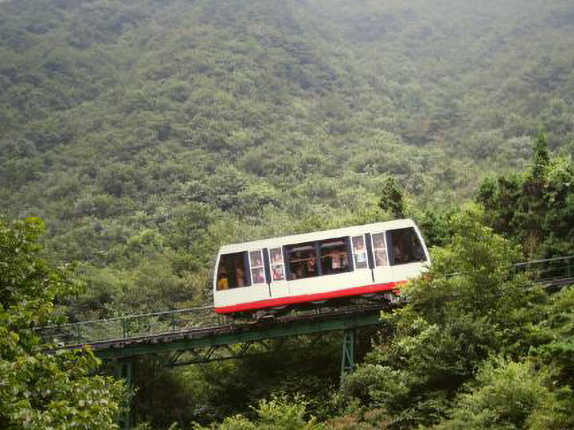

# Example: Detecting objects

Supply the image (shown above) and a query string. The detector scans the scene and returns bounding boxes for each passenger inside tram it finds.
[305,256,316,277]
[321,238,349,274]
[270,247,285,281]
[272,264,285,281]
[252,267,265,284]
[389,228,426,265]
[374,249,388,266]
[352,236,368,269]
[217,269,229,290]
[270,248,283,264]
[287,244,317,280]
[250,252,263,267]
[216,252,249,290]
[236,266,246,287]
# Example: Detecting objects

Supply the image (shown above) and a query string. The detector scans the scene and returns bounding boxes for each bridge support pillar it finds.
[340,329,356,382]
[115,359,135,430]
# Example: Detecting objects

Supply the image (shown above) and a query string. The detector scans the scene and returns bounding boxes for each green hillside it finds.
[3,1,574,429]
[2,0,574,317]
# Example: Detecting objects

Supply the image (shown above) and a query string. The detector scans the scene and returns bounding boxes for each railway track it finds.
[67,302,392,354]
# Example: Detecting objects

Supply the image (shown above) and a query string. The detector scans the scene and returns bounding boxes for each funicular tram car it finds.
[213,219,430,315]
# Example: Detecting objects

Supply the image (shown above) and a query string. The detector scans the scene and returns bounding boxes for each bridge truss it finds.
[38,254,574,429]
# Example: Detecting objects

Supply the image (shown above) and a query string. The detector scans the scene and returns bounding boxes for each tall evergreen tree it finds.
[532,130,550,179]
[379,177,405,219]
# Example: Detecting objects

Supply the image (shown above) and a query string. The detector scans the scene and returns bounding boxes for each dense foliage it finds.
[0,217,125,429]
[2,0,574,428]
[187,202,574,429]
[339,207,550,428]
[193,396,324,430]
[1,0,574,321]
[478,130,574,257]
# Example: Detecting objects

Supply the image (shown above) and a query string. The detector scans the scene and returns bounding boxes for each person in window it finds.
[330,251,341,270]
[272,265,284,281]
[271,249,283,264]
[236,266,245,287]
[291,253,304,280]
[251,252,263,267]
[322,254,333,274]
[375,249,388,266]
[305,255,316,277]
[353,236,367,268]
[373,235,385,249]
[253,267,265,283]
[325,249,346,272]
[341,251,349,269]
[289,252,303,279]
[217,271,229,290]
[393,242,405,264]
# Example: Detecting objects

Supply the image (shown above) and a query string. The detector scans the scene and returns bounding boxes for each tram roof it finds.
[219,218,418,253]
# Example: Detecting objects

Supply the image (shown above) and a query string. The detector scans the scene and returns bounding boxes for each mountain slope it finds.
[1,0,574,316]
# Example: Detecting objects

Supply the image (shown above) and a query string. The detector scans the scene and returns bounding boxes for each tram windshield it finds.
[388,228,426,265]
[216,252,250,290]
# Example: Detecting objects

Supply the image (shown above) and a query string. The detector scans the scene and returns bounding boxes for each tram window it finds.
[249,250,266,284]
[285,242,317,280]
[320,238,350,275]
[216,252,250,290]
[270,247,285,281]
[388,228,426,266]
[352,235,368,269]
[371,233,388,267]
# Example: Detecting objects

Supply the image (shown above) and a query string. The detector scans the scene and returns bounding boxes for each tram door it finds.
[267,246,290,298]
[368,231,394,285]
[247,249,272,301]
[351,235,378,288]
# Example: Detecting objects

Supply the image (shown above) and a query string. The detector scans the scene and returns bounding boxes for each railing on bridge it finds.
[515,255,574,285]
[39,306,222,346]
[39,255,574,347]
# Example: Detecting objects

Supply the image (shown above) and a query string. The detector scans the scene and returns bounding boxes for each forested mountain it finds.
[2,1,574,428]
[1,0,574,318]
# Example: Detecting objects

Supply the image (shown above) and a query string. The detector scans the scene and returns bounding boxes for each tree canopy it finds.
[1,0,574,428]
[0,217,125,429]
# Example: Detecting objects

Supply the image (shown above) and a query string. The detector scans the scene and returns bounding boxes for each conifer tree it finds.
[379,177,405,219]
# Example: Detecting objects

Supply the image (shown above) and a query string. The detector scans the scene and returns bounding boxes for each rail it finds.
[39,305,222,346]
[38,255,574,347]
[515,255,574,284]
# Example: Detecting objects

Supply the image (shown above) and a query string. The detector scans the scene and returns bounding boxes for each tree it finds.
[378,177,405,219]
[477,132,574,257]
[193,395,324,430]
[430,358,573,430]
[532,129,550,179]
[0,217,125,429]
[341,206,545,429]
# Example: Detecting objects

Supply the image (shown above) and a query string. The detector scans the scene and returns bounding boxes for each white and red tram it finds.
[213,219,430,315]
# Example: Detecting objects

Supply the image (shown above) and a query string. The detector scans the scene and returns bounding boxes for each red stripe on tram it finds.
[214,281,405,314]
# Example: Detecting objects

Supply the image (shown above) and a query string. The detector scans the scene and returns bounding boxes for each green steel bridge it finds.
[42,303,388,429]
[43,303,387,382]
[39,254,574,429]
